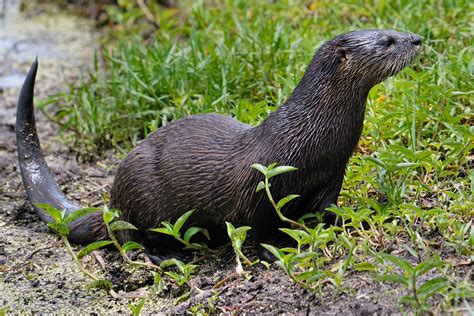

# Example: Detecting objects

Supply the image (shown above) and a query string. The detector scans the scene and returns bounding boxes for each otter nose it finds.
[411,35,422,46]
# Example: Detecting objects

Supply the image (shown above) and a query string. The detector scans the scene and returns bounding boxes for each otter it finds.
[16,29,422,254]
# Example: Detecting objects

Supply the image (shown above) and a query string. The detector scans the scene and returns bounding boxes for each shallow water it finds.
[0,0,95,89]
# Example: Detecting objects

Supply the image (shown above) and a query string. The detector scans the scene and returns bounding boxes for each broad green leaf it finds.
[380,253,414,274]
[184,227,210,242]
[35,203,63,223]
[64,207,101,224]
[77,240,114,259]
[226,222,251,242]
[365,156,386,168]
[415,260,444,277]
[122,241,144,253]
[255,181,266,192]
[267,162,277,170]
[109,220,138,232]
[260,261,270,269]
[399,295,418,307]
[276,194,300,210]
[250,163,267,175]
[150,227,174,235]
[225,222,235,237]
[235,239,242,249]
[279,228,309,244]
[394,162,417,170]
[161,222,174,232]
[160,258,185,271]
[417,277,449,299]
[401,245,419,261]
[293,251,319,262]
[128,298,146,316]
[233,226,252,240]
[376,274,410,286]
[261,243,285,262]
[152,271,161,284]
[358,197,383,213]
[354,262,377,272]
[103,209,118,224]
[165,271,180,281]
[173,209,196,236]
[298,212,319,223]
[47,222,69,236]
[339,232,354,250]
[295,270,320,282]
[275,260,289,274]
[266,166,298,179]
[279,247,299,253]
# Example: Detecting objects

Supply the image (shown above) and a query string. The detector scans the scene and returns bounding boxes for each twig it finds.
[212,271,248,290]
[188,255,207,265]
[71,183,109,199]
[137,0,160,28]
[2,243,57,272]
[23,244,53,261]
[92,251,107,271]
[120,289,148,299]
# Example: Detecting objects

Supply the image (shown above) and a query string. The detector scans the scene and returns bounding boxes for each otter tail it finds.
[16,59,106,244]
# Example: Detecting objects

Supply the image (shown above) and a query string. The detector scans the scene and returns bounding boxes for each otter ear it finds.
[336,47,348,62]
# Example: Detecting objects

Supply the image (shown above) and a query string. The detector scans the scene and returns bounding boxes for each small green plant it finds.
[377,253,449,312]
[251,163,305,230]
[252,163,352,290]
[225,222,253,273]
[35,203,117,297]
[102,207,162,272]
[365,156,417,206]
[160,258,197,287]
[150,271,164,295]
[188,290,219,314]
[150,209,211,251]
[0,306,8,316]
[444,220,473,256]
[128,298,146,316]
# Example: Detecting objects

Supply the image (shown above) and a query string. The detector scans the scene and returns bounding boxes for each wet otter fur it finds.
[16,29,422,254]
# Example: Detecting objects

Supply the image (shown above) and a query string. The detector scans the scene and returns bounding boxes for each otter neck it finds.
[252,71,372,169]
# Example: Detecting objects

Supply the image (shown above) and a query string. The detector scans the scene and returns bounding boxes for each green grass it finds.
[43,0,472,313]
[51,0,472,155]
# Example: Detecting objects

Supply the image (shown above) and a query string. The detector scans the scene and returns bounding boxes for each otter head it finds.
[321,29,422,88]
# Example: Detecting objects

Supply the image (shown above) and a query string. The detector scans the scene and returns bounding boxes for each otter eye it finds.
[378,36,395,47]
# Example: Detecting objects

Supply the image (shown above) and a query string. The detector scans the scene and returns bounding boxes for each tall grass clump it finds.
[54,1,472,163]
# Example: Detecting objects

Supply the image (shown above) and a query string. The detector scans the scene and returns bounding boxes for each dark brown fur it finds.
[16,29,422,253]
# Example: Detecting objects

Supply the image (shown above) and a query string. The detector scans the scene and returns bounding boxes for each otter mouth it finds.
[385,45,421,78]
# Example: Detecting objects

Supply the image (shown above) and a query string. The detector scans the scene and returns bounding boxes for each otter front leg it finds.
[251,206,293,260]
[317,174,345,224]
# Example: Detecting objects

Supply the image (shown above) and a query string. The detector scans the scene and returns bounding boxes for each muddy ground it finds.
[0,2,471,315]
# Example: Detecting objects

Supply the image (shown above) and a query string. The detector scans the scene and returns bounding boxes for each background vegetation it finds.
[39,0,472,313]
